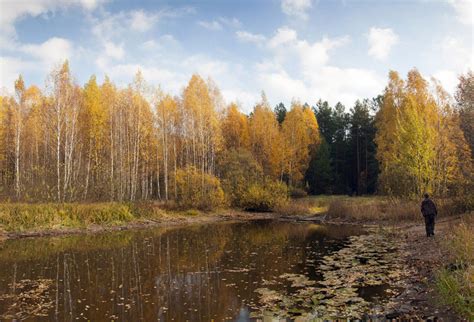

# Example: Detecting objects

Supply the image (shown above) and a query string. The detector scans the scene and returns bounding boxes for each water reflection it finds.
[0,220,363,321]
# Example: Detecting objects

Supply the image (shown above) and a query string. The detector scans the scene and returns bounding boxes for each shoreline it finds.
[0,209,287,241]
[0,202,466,241]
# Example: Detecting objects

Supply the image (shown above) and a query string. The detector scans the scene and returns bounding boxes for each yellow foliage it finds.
[222,103,250,150]
[249,93,284,178]
[183,74,222,173]
[240,180,288,212]
[175,166,225,210]
[376,69,471,197]
[282,101,320,186]
[84,75,107,146]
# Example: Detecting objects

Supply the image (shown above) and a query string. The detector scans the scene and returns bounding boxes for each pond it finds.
[0,220,406,321]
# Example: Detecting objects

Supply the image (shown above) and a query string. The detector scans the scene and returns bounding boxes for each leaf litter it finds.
[0,278,54,320]
[251,228,410,320]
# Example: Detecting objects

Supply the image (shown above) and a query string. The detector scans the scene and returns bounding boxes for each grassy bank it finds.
[0,195,470,236]
[435,214,474,319]
[0,202,215,234]
[0,203,152,232]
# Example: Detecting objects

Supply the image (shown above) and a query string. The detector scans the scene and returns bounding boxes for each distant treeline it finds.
[0,62,472,205]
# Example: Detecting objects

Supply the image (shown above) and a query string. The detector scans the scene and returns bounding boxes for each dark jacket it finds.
[421,198,437,217]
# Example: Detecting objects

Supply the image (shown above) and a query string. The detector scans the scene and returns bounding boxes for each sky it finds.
[0,0,473,113]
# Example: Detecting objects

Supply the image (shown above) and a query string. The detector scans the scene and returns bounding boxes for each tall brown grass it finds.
[326,197,465,222]
[275,196,329,216]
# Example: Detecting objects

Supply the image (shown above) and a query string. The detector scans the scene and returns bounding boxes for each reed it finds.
[0,202,164,232]
[326,197,466,222]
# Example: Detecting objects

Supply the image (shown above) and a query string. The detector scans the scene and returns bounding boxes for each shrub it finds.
[217,149,263,207]
[175,166,225,211]
[240,181,288,212]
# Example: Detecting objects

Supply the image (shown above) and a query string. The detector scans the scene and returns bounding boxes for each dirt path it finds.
[385,216,465,321]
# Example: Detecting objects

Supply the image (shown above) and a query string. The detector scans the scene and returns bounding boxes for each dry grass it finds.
[326,196,466,222]
[275,202,312,216]
[435,214,474,319]
[0,202,165,232]
[275,196,331,216]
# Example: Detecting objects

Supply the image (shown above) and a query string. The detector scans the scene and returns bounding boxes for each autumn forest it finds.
[0,62,472,208]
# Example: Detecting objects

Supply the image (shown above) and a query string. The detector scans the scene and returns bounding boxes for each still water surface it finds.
[0,220,374,321]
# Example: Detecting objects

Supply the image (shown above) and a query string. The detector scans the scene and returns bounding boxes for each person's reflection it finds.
[236,307,250,321]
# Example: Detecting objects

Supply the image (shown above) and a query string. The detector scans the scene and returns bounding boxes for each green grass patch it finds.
[435,268,473,319]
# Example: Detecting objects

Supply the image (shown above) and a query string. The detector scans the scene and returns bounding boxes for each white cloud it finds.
[367,27,399,61]
[107,63,182,90]
[281,0,313,20]
[296,36,350,73]
[94,52,244,109]
[440,36,473,70]
[236,31,266,44]
[92,7,194,40]
[182,55,230,77]
[218,17,241,28]
[311,66,383,104]
[0,56,37,91]
[198,20,223,31]
[1,37,73,91]
[79,0,104,10]
[257,64,384,108]
[20,37,73,67]
[104,41,124,60]
[267,26,349,72]
[130,10,159,32]
[259,70,310,101]
[221,88,258,111]
[250,27,382,108]
[142,35,179,51]
[433,70,459,95]
[92,12,126,40]
[0,0,106,36]
[268,26,297,48]
[198,16,241,31]
[448,0,473,25]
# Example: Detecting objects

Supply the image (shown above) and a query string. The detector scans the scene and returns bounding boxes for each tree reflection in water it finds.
[0,220,363,321]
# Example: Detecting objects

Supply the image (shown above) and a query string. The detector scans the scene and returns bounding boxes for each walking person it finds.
[421,193,437,237]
